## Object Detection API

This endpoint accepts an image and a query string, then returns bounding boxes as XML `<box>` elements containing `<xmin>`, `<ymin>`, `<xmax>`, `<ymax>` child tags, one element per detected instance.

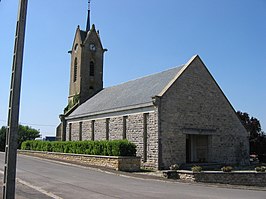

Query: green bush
<box><xmin>21</xmin><ymin>140</ymin><xmax>136</xmax><ymax>157</ymax></box>
<box><xmin>221</xmin><ymin>166</ymin><xmax>233</xmax><ymax>172</ymax></box>
<box><xmin>191</xmin><ymin>165</ymin><xmax>202</xmax><ymax>172</ymax></box>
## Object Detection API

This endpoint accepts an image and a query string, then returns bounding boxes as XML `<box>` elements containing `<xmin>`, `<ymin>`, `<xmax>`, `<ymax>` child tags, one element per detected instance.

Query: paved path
<box><xmin>0</xmin><ymin>152</ymin><xmax>265</xmax><ymax>199</ymax></box>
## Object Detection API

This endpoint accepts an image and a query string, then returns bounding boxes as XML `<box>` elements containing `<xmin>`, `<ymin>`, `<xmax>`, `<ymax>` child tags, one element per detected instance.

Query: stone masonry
<box><xmin>58</xmin><ymin>4</ymin><xmax>249</xmax><ymax>171</ymax></box>
<box><xmin>62</xmin><ymin>55</ymin><xmax>249</xmax><ymax>170</ymax></box>
<box><xmin>19</xmin><ymin>150</ymin><xmax>141</xmax><ymax>172</ymax></box>
<box><xmin>95</xmin><ymin>119</ymin><xmax>106</xmax><ymax>140</ymax></box>
<box><xmin>158</xmin><ymin>56</ymin><xmax>249</xmax><ymax>169</ymax></box>
<box><xmin>66</xmin><ymin>111</ymin><xmax>159</xmax><ymax>168</ymax></box>
<box><xmin>109</xmin><ymin>117</ymin><xmax>123</xmax><ymax>140</ymax></box>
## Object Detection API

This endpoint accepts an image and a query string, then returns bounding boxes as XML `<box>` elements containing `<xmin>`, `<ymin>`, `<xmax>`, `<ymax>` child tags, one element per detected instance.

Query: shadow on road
<box><xmin>0</xmin><ymin>172</ymin><xmax>53</xmax><ymax>199</ymax></box>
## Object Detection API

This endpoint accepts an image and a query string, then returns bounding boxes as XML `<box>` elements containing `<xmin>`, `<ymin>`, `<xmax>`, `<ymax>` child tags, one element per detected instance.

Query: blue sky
<box><xmin>0</xmin><ymin>0</ymin><xmax>265</xmax><ymax>137</ymax></box>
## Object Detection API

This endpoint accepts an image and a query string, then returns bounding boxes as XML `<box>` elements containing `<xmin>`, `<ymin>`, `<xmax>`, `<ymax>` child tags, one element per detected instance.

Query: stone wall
<box><xmin>19</xmin><ymin>150</ymin><xmax>140</xmax><ymax>172</ymax></box>
<box><xmin>95</xmin><ymin>119</ymin><xmax>106</xmax><ymax>140</ymax></box>
<box><xmin>109</xmin><ymin>117</ymin><xmax>123</xmax><ymax>140</ymax></box>
<box><xmin>66</xmin><ymin>110</ymin><xmax>159</xmax><ymax>169</ymax></box>
<box><xmin>126</xmin><ymin>114</ymin><xmax>144</xmax><ymax>158</ymax></box>
<box><xmin>177</xmin><ymin>171</ymin><xmax>266</xmax><ymax>187</ymax></box>
<box><xmin>56</xmin><ymin>123</ymin><xmax>62</xmax><ymax>141</ymax></box>
<box><xmin>159</xmin><ymin>56</ymin><xmax>249</xmax><ymax>169</ymax></box>
<box><xmin>71</xmin><ymin>122</ymin><xmax>80</xmax><ymax>141</ymax></box>
<box><xmin>82</xmin><ymin>120</ymin><xmax>92</xmax><ymax>140</ymax></box>
<box><xmin>66</xmin><ymin>124</ymin><xmax>70</xmax><ymax>141</ymax></box>
<box><xmin>146</xmin><ymin>111</ymin><xmax>159</xmax><ymax>169</ymax></box>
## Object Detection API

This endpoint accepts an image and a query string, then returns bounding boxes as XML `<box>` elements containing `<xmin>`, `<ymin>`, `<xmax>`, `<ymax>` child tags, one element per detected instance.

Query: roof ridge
<box><xmin>104</xmin><ymin>64</ymin><xmax>185</xmax><ymax>90</ymax></box>
<box><xmin>158</xmin><ymin>55</ymin><xmax>198</xmax><ymax>96</ymax></box>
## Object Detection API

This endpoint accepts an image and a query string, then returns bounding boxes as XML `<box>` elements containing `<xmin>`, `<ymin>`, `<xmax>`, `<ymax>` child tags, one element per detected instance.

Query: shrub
<box><xmin>221</xmin><ymin>166</ymin><xmax>233</xmax><ymax>172</ymax></box>
<box><xmin>169</xmin><ymin>164</ymin><xmax>179</xmax><ymax>170</ymax></box>
<box><xmin>21</xmin><ymin>140</ymin><xmax>31</xmax><ymax>150</ymax></box>
<box><xmin>191</xmin><ymin>165</ymin><xmax>202</xmax><ymax>172</ymax></box>
<box><xmin>21</xmin><ymin>140</ymin><xmax>136</xmax><ymax>157</ymax></box>
<box><xmin>255</xmin><ymin>166</ymin><xmax>266</xmax><ymax>172</ymax></box>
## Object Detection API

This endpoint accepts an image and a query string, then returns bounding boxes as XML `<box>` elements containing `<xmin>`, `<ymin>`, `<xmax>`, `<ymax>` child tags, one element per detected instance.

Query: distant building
<box><xmin>56</xmin><ymin>6</ymin><xmax>249</xmax><ymax>170</ymax></box>
<box><xmin>44</xmin><ymin>136</ymin><xmax>56</xmax><ymax>142</ymax></box>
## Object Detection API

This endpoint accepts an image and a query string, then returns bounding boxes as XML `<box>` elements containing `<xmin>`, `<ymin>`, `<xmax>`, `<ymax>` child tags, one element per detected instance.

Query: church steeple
<box><xmin>86</xmin><ymin>0</ymin><xmax>91</xmax><ymax>32</ymax></box>
<box><xmin>66</xmin><ymin>0</ymin><xmax>106</xmax><ymax>111</ymax></box>
<box><xmin>59</xmin><ymin>1</ymin><xmax>105</xmax><ymax>141</ymax></box>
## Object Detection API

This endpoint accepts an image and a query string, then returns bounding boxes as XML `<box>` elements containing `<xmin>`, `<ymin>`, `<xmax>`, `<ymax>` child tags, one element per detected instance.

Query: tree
<box><xmin>236</xmin><ymin>111</ymin><xmax>261</xmax><ymax>139</ymax></box>
<box><xmin>0</xmin><ymin>125</ymin><xmax>40</xmax><ymax>151</ymax></box>
<box><xmin>237</xmin><ymin>111</ymin><xmax>266</xmax><ymax>162</ymax></box>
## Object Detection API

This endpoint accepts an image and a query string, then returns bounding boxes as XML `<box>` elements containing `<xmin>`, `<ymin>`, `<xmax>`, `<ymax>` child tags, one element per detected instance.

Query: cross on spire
<box><xmin>86</xmin><ymin>0</ymin><xmax>91</xmax><ymax>32</ymax></box>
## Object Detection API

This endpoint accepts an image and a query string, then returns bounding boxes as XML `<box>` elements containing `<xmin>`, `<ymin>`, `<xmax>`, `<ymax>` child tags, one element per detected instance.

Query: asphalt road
<box><xmin>0</xmin><ymin>152</ymin><xmax>265</xmax><ymax>199</ymax></box>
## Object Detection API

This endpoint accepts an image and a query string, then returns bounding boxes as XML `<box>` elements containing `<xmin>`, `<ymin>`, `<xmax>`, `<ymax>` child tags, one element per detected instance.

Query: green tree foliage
<box><xmin>236</xmin><ymin>111</ymin><xmax>261</xmax><ymax>139</ymax></box>
<box><xmin>237</xmin><ymin>111</ymin><xmax>266</xmax><ymax>162</ymax></box>
<box><xmin>17</xmin><ymin>125</ymin><xmax>40</xmax><ymax>149</ymax></box>
<box><xmin>0</xmin><ymin>125</ymin><xmax>40</xmax><ymax>151</ymax></box>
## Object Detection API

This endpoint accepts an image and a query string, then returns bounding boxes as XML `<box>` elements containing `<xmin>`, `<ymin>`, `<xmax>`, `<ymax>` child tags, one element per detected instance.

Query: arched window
<box><xmin>73</xmin><ymin>58</ymin><xmax>77</xmax><ymax>82</ymax></box>
<box><xmin>89</xmin><ymin>86</ymin><xmax>94</xmax><ymax>95</ymax></box>
<box><xmin>74</xmin><ymin>44</ymin><xmax>79</xmax><ymax>53</ymax></box>
<box><xmin>90</xmin><ymin>61</ymin><xmax>94</xmax><ymax>76</ymax></box>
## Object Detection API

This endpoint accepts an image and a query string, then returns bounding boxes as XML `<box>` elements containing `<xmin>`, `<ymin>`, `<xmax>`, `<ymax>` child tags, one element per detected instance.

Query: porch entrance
<box><xmin>186</xmin><ymin>134</ymin><xmax>209</xmax><ymax>163</ymax></box>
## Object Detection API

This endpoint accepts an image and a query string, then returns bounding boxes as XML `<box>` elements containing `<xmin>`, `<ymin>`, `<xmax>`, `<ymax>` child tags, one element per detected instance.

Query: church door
<box><xmin>186</xmin><ymin>135</ymin><xmax>209</xmax><ymax>163</ymax></box>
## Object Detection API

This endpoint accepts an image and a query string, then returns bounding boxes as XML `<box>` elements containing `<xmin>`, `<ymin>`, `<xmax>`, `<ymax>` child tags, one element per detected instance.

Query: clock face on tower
<box><xmin>89</xmin><ymin>43</ymin><xmax>96</xmax><ymax>51</ymax></box>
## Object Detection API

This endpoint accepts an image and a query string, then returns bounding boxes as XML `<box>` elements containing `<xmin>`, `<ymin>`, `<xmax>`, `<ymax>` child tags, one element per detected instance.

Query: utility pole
<box><xmin>3</xmin><ymin>0</ymin><xmax>28</xmax><ymax>198</ymax></box>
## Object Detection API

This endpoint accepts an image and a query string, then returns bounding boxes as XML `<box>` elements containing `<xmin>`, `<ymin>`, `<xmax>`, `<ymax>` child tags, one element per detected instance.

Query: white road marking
<box><xmin>0</xmin><ymin>170</ymin><xmax>62</xmax><ymax>199</ymax></box>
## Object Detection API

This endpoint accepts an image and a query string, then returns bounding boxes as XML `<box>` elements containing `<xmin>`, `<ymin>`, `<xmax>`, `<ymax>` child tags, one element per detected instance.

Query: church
<box><xmin>56</xmin><ymin>4</ymin><xmax>249</xmax><ymax>170</ymax></box>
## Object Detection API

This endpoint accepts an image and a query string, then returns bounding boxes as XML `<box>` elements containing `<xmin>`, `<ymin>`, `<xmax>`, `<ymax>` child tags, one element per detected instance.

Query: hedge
<box><xmin>21</xmin><ymin>140</ymin><xmax>136</xmax><ymax>157</ymax></box>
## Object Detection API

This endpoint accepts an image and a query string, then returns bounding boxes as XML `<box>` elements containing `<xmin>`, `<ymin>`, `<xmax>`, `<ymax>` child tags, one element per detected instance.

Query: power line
<box><xmin>0</xmin><ymin>119</ymin><xmax>56</xmax><ymax>127</ymax></box>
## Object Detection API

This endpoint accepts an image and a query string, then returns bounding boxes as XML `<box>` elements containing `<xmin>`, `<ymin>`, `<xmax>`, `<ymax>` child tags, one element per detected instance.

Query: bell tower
<box><xmin>67</xmin><ymin>0</ymin><xmax>106</xmax><ymax>113</ymax></box>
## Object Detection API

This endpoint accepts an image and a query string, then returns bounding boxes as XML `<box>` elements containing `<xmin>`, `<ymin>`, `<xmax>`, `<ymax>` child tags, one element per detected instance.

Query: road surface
<box><xmin>0</xmin><ymin>152</ymin><xmax>265</xmax><ymax>199</ymax></box>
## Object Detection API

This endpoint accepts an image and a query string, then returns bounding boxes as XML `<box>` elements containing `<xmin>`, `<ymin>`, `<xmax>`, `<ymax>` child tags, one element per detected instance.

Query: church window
<box><xmin>74</xmin><ymin>58</ymin><xmax>78</xmax><ymax>82</ymax></box>
<box><xmin>90</xmin><ymin>61</ymin><xmax>95</xmax><ymax>76</ymax></box>
<box><xmin>91</xmin><ymin>120</ymin><xmax>95</xmax><ymax>141</ymax></box>
<box><xmin>89</xmin><ymin>86</ymin><xmax>94</xmax><ymax>95</ymax></box>
<box><xmin>143</xmin><ymin>113</ymin><xmax>149</xmax><ymax>162</ymax></box>
<box><xmin>69</xmin><ymin>123</ymin><xmax>72</xmax><ymax>141</ymax></box>
<box><xmin>79</xmin><ymin>122</ymin><xmax>82</xmax><ymax>141</ymax></box>
<box><xmin>106</xmin><ymin>118</ymin><xmax>110</xmax><ymax>140</ymax></box>
<box><xmin>74</xmin><ymin>44</ymin><xmax>79</xmax><ymax>53</ymax></box>
<box><xmin>123</xmin><ymin>116</ymin><xmax>128</xmax><ymax>139</ymax></box>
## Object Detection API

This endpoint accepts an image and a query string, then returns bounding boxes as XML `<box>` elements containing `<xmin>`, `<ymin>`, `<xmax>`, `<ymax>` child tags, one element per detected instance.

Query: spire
<box><xmin>86</xmin><ymin>0</ymin><xmax>91</xmax><ymax>32</ymax></box>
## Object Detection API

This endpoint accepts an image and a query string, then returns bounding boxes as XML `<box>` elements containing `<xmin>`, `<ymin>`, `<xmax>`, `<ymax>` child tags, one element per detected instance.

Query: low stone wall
<box><xmin>19</xmin><ymin>150</ymin><xmax>140</xmax><ymax>172</ymax></box>
<box><xmin>163</xmin><ymin>170</ymin><xmax>266</xmax><ymax>187</ymax></box>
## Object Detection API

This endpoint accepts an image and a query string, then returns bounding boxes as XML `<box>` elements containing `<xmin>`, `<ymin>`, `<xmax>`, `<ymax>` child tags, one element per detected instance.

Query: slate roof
<box><xmin>79</xmin><ymin>30</ymin><xmax>87</xmax><ymax>43</ymax></box>
<box><xmin>68</xmin><ymin>65</ymin><xmax>184</xmax><ymax>119</ymax></box>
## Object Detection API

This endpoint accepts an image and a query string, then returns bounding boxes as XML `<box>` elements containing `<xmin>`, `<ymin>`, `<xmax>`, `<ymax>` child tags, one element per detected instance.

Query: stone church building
<box><xmin>57</xmin><ymin>7</ymin><xmax>249</xmax><ymax>170</ymax></box>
